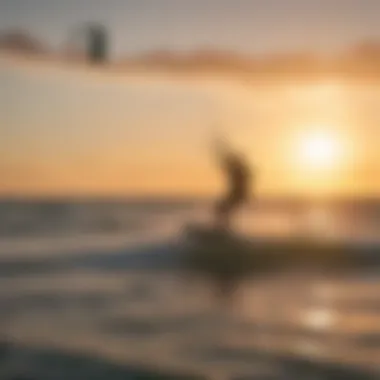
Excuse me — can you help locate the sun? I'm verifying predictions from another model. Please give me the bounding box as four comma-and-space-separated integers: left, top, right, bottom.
297, 130, 342, 170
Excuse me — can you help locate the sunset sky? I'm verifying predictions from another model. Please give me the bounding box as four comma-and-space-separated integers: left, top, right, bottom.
1, 0, 380, 197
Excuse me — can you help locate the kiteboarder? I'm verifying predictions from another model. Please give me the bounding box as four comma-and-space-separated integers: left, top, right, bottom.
213, 138, 253, 229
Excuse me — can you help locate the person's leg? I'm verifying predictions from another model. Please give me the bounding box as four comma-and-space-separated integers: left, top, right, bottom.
215, 194, 242, 230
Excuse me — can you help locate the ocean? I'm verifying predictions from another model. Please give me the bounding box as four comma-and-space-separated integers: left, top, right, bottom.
0, 198, 379, 379
1, 197, 379, 242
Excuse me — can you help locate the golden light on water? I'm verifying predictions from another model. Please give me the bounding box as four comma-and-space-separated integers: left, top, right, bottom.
303, 309, 336, 330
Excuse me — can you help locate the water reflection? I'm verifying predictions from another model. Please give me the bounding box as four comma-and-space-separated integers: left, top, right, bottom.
302, 309, 336, 330
302, 206, 339, 240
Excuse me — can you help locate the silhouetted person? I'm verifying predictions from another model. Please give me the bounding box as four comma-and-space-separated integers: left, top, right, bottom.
213, 139, 252, 229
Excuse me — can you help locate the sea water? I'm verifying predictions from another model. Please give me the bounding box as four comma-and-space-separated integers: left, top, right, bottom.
0, 198, 379, 379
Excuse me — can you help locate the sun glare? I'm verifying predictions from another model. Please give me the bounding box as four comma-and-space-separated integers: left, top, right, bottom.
297, 129, 343, 170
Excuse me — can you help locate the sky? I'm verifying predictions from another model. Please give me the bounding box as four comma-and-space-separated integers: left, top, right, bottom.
1, 0, 380, 198
1, 0, 380, 57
